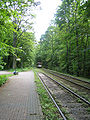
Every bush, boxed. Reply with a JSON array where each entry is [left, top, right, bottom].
[[0, 74, 12, 86]]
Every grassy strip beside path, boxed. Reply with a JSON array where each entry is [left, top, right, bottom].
[[0, 74, 13, 86]]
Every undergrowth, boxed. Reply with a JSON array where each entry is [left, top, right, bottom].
[[0, 74, 13, 86]]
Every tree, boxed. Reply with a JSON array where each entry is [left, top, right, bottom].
[[35, 0, 90, 78], [0, 0, 37, 69]]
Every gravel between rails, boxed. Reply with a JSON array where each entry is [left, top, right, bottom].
[[43, 70, 90, 102], [38, 72, 90, 120]]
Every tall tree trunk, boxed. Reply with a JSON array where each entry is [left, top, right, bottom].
[[13, 55, 16, 69], [12, 3, 17, 69], [66, 39, 69, 73], [68, 19, 71, 74], [76, 30, 80, 76], [83, 31, 89, 76], [12, 24, 17, 69], [75, 1, 80, 76]]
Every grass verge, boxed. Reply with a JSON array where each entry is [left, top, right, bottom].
[[33, 69, 63, 120], [0, 74, 13, 86]]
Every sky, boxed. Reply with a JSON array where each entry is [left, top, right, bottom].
[[33, 0, 62, 41]]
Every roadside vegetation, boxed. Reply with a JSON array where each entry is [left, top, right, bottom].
[[0, 0, 36, 70], [0, 74, 13, 86], [35, 0, 90, 79]]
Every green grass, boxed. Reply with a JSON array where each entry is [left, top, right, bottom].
[[33, 69, 63, 120], [0, 74, 13, 86], [87, 107, 90, 113]]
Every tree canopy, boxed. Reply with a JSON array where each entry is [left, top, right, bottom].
[[0, 0, 90, 78], [0, 0, 36, 69], [35, 0, 90, 78]]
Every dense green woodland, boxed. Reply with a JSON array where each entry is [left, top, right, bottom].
[[35, 0, 90, 78], [0, 0, 37, 69], [0, 0, 90, 78]]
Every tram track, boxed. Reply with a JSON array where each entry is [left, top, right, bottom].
[[41, 72, 90, 105], [37, 72, 67, 120], [43, 68, 90, 102], [37, 72, 90, 120], [43, 68, 90, 90]]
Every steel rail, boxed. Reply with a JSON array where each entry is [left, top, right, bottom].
[[42, 72, 90, 105], [43, 68, 90, 84], [37, 72, 67, 120], [45, 71, 90, 90]]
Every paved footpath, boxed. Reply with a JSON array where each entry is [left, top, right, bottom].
[[0, 71, 12, 75], [0, 71, 43, 120]]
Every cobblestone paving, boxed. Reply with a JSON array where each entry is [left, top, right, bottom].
[[0, 71, 43, 120]]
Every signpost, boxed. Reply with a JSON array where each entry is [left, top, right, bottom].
[[16, 58, 21, 61], [13, 58, 21, 75]]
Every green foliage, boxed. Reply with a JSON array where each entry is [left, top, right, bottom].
[[35, 0, 90, 78], [87, 107, 90, 113], [16, 32, 35, 68], [0, 0, 36, 69], [0, 74, 13, 86]]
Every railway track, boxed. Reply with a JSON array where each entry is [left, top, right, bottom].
[[37, 72, 67, 120], [43, 68, 90, 102], [43, 68, 90, 90], [37, 72, 90, 120]]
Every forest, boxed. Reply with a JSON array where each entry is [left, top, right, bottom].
[[35, 0, 90, 78], [0, 0, 90, 78]]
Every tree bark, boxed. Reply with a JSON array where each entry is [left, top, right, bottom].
[[12, 21, 17, 69]]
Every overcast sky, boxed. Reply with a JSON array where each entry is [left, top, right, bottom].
[[33, 0, 62, 41]]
